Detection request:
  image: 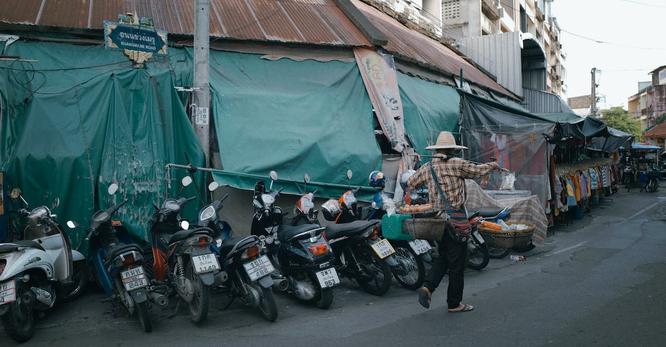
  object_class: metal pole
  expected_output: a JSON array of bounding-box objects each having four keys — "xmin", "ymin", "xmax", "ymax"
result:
[
  {"xmin": 193, "ymin": 0, "xmax": 211, "ymax": 164},
  {"xmin": 590, "ymin": 67, "xmax": 598, "ymax": 117}
]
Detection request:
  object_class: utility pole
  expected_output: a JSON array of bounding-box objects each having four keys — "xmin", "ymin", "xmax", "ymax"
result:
[
  {"xmin": 193, "ymin": 0, "xmax": 211, "ymax": 164},
  {"xmin": 590, "ymin": 67, "xmax": 598, "ymax": 117}
]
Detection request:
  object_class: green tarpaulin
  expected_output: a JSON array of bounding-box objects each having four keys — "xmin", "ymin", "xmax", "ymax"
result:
[
  {"xmin": 0, "ymin": 41, "xmax": 204, "ymax": 251},
  {"xmin": 204, "ymin": 50, "xmax": 382, "ymax": 199},
  {"xmin": 398, "ymin": 73, "xmax": 460, "ymax": 154}
]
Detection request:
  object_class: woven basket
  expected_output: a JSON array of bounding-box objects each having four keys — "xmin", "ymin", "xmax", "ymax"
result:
[
  {"xmin": 402, "ymin": 218, "xmax": 447, "ymax": 241},
  {"xmin": 478, "ymin": 220, "xmax": 535, "ymax": 249}
]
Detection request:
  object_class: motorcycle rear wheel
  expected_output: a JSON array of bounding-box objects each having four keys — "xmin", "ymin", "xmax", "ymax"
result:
[
  {"xmin": 355, "ymin": 247, "xmax": 392, "ymax": 296},
  {"xmin": 256, "ymin": 285, "xmax": 278, "ymax": 322},
  {"xmin": 466, "ymin": 242, "xmax": 490, "ymax": 270},
  {"xmin": 136, "ymin": 301, "xmax": 152, "ymax": 333},
  {"xmin": 1, "ymin": 287, "xmax": 35, "ymax": 343},
  {"xmin": 185, "ymin": 265, "xmax": 209, "ymax": 324},
  {"xmin": 391, "ymin": 245, "xmax": 425, "ymax": 290}
]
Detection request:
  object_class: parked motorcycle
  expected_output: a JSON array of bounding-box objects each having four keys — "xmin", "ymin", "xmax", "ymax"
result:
[
  {"xmin": 644, "ymin": 168, "xmax": 659, "ymax": 193},
  {"xmin": 319, "ymin": 170, "xmax": 395, "ymax": 296},
  {"xmin": 148, "ymin": 176, "xmax": 220, "ymax": 324},
  {"xmin": 72, "ymin": 183, "xmax": 163, "ymax": 332},
  {"xmin": 193, "ymin": 180, "xmax": 279, "ymax": 321},
  {"xmin": 250, "ymin": 172, "xmax": 339, "ymax": 309},
  {"xmin": 0, "ymin": 189, "xmax": 87, "ymax": 342},
  {"xmin": 366, "ymin": 171, "xmax": 429, "ymax": 290}
]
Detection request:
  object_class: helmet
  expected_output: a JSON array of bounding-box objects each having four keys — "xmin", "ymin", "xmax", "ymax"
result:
[
  {"xmin": 400, "ymin": 169, "xmax": 416, "ymax": 190},
  {"xmin": 295, "ymin": 193, "xmax": 315, "ymax": 215},
  {"xmin": 368, "ymin": 170, "xmax": 385, "ymax": 188},
  {"xmin": 321, "ymin": 199, "xmax": 341, "ymax": 221}
]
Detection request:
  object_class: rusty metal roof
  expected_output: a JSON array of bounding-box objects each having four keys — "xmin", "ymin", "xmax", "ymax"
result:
[
  {"xmin": 352, "ymin": 0, "xmax": 514, "ymax": 97},
  {"xmin": 0, "ymin": 0, "xmax": 371, "ymax": 47}
]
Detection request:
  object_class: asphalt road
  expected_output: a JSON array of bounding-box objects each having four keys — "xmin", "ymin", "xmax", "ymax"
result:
[{"xmin": 2, "ymin": 189, "xmax": 665, "ymax": 347}]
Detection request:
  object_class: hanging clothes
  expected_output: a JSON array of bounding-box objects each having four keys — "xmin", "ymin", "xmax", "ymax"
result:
[{"xmin": 566, "ymin": 176, "xmax": 577, "ymax": 207}]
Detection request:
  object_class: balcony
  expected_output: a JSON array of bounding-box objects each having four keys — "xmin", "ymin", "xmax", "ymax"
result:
[
  {"xmin": 482, "ymin": 0, "xmax": 502, "ymax": 20},
  {"xmin": 535, "ymin": 4, "xmax": 545, "ymax": 21}
]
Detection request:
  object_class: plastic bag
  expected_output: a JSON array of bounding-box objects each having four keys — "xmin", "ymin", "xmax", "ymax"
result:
[{"xmin": 499, "ymin": 172, "xmax": 516, "ymax": 190}]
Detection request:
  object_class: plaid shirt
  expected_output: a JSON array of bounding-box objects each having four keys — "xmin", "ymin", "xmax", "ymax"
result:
[{"xmin": 407, "ymin": 157, "xmax": 498, "ymax": 210}]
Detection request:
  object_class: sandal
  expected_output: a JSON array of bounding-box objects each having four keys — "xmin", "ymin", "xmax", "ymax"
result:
[
  {"xmin": 448, "ymin": 304, "xmax": 474, "ymax": 313},
  {"xmin": 417, "ymin": 287, "xmax": 431, "ymax": 309}
]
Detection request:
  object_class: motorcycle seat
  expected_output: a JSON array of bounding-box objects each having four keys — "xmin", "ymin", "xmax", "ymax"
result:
[
  {"xmin": 0, "ymin": 240, "xmax": 45, "ymax": 253},
  {"xmin": 278, "ymin": 224, "xmax": 322, "ymax": 242},
  {"xmin": 325, "ymin": 220, "xmax": 379, "ymax": 240},
  {"xmin": 107, "ymin": 243, "xmax": 142, "ymax": 261},
  {"xmin": 477, "ymin": 208, "xmax": 506, "ymax": 218},
  {"xmin": 218, "ymin": 236, "xmax": 258, "ymax": 258},
  {"xmin": 168, "ymin": 227, "xmax": 211, "ymax": 244}
]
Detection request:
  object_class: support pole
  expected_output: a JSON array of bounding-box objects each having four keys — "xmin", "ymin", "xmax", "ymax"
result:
[
  {"xmin": 590, "ymin": 67, "xmax": 598, "ymax": 117},
  {"xmin": 193, "ymin": 0, "xmax": 211, "ymax": 164}
]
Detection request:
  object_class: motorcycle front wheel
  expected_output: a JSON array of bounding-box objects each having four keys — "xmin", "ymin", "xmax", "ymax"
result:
[
  {"xmin": 466, "ymin": 241, "xmax": 490, "ymax": 270},
  {"xmin": 355, "ymin": 247, "xmax": 392, "ymax": 296},
  {"xmin": 136, "ymin": 301, "xmax": 152, "ymax": 333},
  {"xmin": 59, "ymin": 261, "xmax": 89, "ymax": 303},
  {"xmin": 185, "ymin": 264, "xmax": 209, "ymax": 324},
  {"xmin": 391, "ymin": 245, "xmax": 425, "ymax": 290},
  {"xmin": 1, "ymin": 286, "xmax": 36, "ymax": 343}
]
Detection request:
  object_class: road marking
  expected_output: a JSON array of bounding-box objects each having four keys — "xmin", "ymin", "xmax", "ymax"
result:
[
  {"xmin": 622, "ymin": 201, "xmax": 661, "ymax": 222},
  {"xmin": 547, "ymin": 241, "xmax": 587, "ymax": 256}
]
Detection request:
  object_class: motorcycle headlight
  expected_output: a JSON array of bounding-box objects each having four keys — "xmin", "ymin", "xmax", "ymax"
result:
[
  {"xmin": 199, "ymin": 205, "xmax": 216, "ymax": 223},
  {"xmin": 261, "ymin": 194, "xmax": 275, "ymax": 207}
]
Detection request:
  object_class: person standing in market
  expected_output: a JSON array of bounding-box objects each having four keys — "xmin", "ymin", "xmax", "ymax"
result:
[{"xmin": 406, "ymin": 131, "xmax": 502, "ymax": 313}]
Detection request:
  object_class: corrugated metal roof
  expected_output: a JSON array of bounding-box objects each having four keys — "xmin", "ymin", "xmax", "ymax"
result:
[
  {"xmin": 645, "ymin": 122, "xmax": 666, "ymax": 139},
  {"xmin": 351, "ymin": 0, "xmax": 513, "ymax": 97},
  {"xmin": 0, "ymin": 0, "xmax": 371, "ymax": 47},
  {"xmin": 522, "ymin": 88, "xmax": 573, "ymax": 114}
]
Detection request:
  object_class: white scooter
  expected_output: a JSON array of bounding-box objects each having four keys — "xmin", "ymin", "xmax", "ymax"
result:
[{"xmin": 0, "ymin": 188, "xmax": 87, "ymax": 342}]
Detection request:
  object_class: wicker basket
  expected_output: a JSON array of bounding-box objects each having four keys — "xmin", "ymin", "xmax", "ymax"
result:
[
  {"xmin": 402, "ymin": 218, "xmax": 447, "ymax": 241},
  {"xmin": 478, "ymin": 221, "xmax": 535, "ymax": 249}
]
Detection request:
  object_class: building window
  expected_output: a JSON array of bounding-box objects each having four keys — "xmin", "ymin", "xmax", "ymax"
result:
[{"xmin": 443, "ymin": 0, "xmax": 461, "ymax": 20}]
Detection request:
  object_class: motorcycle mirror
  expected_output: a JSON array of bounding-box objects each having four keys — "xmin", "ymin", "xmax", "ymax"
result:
[
  {"xmin": 304, "ymin": 173, "xmax": 311, "ymax": 184},
  {"xmin": 180, "ymin": 220, "xmax": 190, "ymax": 230},
  {"xmin": 346, "ymin": 169, "xmax": 353, "ymax": 180},
  {"xmin": 9, "ymin": 188, "xmax": 21, "ymax": 199},
  {"xmin": 52, "ymin": 197, "xmax": 60, "ymax": 209},
  {"xmin": 66, "ymin": 221, "xmax": 77, "ymax": 229},
  {"xmin": 181, "ymin": 176, "xmax": 193, "ymax": 187},
  {"xmin": 108, "ymin": 183, "xmax": 119, "ymax": 195},
  {"xmin": 208, "ymin": 181, "xmax": 220, "ymax": 192},
  {"xmin": 269, "ymin": 171, "xmax": 278, "ymax": 181}
]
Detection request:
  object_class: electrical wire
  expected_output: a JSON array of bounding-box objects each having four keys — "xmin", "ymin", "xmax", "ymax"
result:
[
  {"xmin": 616, "ymin": 0, "xmax": 666, "ymax": 8},
  {"xmin": 562, "ymin": 29, "xmax": 666, "ymax": 51}
]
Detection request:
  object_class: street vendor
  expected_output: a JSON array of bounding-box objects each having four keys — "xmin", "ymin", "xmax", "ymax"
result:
[{"xmin": 406, "ymin": 131, "xmax": 502, "ymax": 313}]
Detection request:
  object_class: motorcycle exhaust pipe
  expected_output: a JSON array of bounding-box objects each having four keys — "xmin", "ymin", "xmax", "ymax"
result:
[
  {"xmin": 272, "ymin": 277, "xmax": 289, "ymax": 292},
  {"xmin": 31, "ymin": 287, "xmax": 55, "ymax": 308},
  {"xmin": 149, "ymin": 292, "xmax": 168, "ymax": 307},
  {"xmin": 214, "ymin": 271, "xmax": 229, "ymax": 285}
]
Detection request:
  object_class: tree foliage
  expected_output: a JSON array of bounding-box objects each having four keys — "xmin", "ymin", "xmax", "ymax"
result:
[
  {"xmin": 655, "ymin": 113, "xmax": 666, "ymax": 125},
  {"xmin": 601, "ymin": 107, "xmax": 642, "ymax": 138}
]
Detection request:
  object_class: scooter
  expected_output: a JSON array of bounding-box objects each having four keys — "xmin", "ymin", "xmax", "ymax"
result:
[
  {"xmin": 366, "ymin": 188, "xmax": 430, "ymax": 290},
  {"xmin": 148, "ymin": 176, "xmax": 220, "ymax": 324},
  {"xmin": 72, "ymin": 183, "xmax": 164, "ymax": 332},
  {"xmin": 193, "ymin": 180, "xmax": 279, "ymax": 322},
  {"xmin": 319, "ymin": 170, "xmax": 395, "ymax": 296},
  {"xmin": 0, "ymin": 188, "xmax": 87, "ymax": 342},
  {"xmin": 251, "ymin": 172, "xmax": 339, "ymax": 309}
]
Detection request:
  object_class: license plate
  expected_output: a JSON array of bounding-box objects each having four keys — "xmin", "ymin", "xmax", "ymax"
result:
[
  {"xmin": 0, "ymin": 280, "xmax": 17, "ymax": 305},
  {"xmin": 472, "ymin": 231, "xmax": 485, "ymax": 244},
  {"xmin": 192, "ymin": 254, "xmax": 221, "ymax": 274},
  {"xmin": 243, "ymin": 255, "xmax": 275, "ymax": 281},
  {"xmin": 315, "ymin": 268, "xmax": 340, "ymax": 288},
  {"xmin": 121, "ymin": 266, "xmax": 148, "ymax": 291},
  {"xmin": 408, "ymin": 239, "xmax": 432, "ymax": 255},
  {"xmin": 370, "ymin": 238, "xmax": 396, "ymax": 259}
]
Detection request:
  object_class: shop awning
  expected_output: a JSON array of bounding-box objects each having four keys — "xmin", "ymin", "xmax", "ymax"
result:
[
  {"xmin": 205, "ymin": 50, "xmax": 382, "ymax": 199},
  {"xmin": 398, "ymin": 73, "xmax": 460, "ymax": 154},
  {"xmin": 632, "ymin": 143, "xmax": 661, "ymax": 151}
]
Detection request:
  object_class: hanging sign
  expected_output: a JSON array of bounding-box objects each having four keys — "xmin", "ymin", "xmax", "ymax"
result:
[
  {"xmin": 104, "ymin": 13, "xmax": 167, "ymax": 64},
  {"xmin": 354, "ymin": 48, "xmax": 407, "ymax": 153}
]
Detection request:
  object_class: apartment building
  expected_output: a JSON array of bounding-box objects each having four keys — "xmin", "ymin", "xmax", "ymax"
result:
[
  {"xmin": 362, "ymin": 0, "xmax": 566, "ymax": 98},
  {"xmin": 628, "ymin": 66, "xmax": 666, "ymax": 129}
]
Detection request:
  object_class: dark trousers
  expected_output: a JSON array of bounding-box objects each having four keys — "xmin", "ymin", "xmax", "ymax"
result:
[{"xmin": 423, "ymin": 231, "xmax": 468, "ymax": 309}]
